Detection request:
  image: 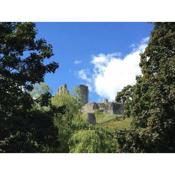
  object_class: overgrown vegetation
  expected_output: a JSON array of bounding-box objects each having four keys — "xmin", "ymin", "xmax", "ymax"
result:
[
  {"xmin": 116, "ymin": 23, "xmax": 175, "ymax": 153},
  {"xmin": 1, "ymin": 22, "xmax": 175, "ymax": 153},
  {"xmin": 0, "ymin": 22, "xmax": 59, "ymax": 152}
]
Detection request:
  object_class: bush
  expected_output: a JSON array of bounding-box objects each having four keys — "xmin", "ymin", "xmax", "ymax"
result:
[{"xmin": 69, "ymin": 128, "xmax": 117, "ymax": 153}]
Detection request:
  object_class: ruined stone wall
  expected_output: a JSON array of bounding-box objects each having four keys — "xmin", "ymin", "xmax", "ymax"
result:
[
  {"xmin": 114, "ymin": 103, "xmax": 124, "ymax": 114},
  {"xmin": 87, "ymin": 113, "xmax": 96, "ymax": 125},
  {"xmin": 82, "ymin": 102, "xmax": 99, "ymax": 113},
  {"xmin": 82, "ymin": 101, "xmax": 124, "ymax": 115}
]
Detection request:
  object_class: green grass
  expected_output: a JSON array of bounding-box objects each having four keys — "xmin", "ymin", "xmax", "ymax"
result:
[
  {"xmin": 100, "ymin": 117, "xmax": 132, "ymax": 130},
  {"xmin": 81, "ymin": 111, "xmax": 132, "ymax": 130},
  {"xmin": 95, "ymin": 111, "xmax": 117, "ymax": 124}
]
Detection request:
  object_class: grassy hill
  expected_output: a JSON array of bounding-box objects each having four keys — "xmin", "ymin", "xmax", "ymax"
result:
[
  {"xmin": 82, "ymin": 111, "xmax": 132, "ymax": 130},
  {"xmin": 100, "ymin": 117, "xmax": 132, "ymax": 130}
]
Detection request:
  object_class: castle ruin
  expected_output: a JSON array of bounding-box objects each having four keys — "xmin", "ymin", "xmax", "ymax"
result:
[
  {"xmin": 82, "ymin": 101, "xmax": 124, "ymax": 115},
  {"xmin": 57, "ymin": 84, "xmax": 124, "ymax": 115},
  {"xmin": 78, "ymin": 86, "xmax": 124, "ymax": 115}
]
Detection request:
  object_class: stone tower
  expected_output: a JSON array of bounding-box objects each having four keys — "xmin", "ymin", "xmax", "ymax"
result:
[{"xmin": 78, "ymin": 84, "xmax": 88, "ymax": 105}]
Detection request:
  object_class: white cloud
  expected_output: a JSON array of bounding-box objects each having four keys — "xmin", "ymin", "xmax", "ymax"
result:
[
  {"xmin": 74, "ymin": 59, "xmax": 82, "ymax": 65},
  {"xmin": 78, "ymin": 69, "xmax": 92, "ymax": 92},
  {"xmin": 78, "ymin": 37, "xmax": 149, "ymax": 101},
  {"xmin": 78, "ymin": 69, "xmax": 88, "ymax": 81}
]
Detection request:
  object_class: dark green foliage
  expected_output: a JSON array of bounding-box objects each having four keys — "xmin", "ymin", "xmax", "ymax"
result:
[
  {"xmin": 36, "ymin": 92, "xmax": 52, "ymax": 107},
  {"xmin": 0, "ymin": 22, "xmax": 59, "ymax": 152},
  {"xmin": 116, "ymin": 85, "xmax": 133, "ymax": 117},
  {"xmin": 0, "ymin": 109, "xmax": 61, "ymax": 153},
  {"xmin": 117, "ymin": 23, "xmax": 175, "ymax": 153}
]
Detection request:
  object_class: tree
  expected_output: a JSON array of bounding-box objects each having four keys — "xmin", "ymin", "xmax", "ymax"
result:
[
  {"xmin": 30, "ymin": 82, "xmax": 50, "ymax": 99},
  {"xmin": 51, "ymin": 90, "xmax": 83, "ymax": 152},
  {"xmin": 116, "ymin": 85, "xmax": 133, "ymax": 117},
  {"xmin": 51, "ymin": 90, "xmax": 81, "ymax": 119},
  {"xmin": 30, "ymin": 82, "xmax": 52, "ymax": 108},
  {"xmin": 69, "ymin": 128, "xmax": 117, "ymax": 153},
  {"xmin": 72, "ymin": 86, "xmax": 84, "ymax": 107},
  {"xmin": 117, "ymin": 23, "xmax": 175, "ymax": 153},
  {"xmin": 0, "ymin": 22, "xmax": 59, "ymax": 152}
]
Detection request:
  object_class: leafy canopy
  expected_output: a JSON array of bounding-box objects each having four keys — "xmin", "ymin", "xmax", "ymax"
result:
[
  {"xmin": 117, "ymin": 23, "xmax": 175, "ymax": 153},
  {"xmin": 0, "ymin": 22, "xmax": 59, "ymax": 152}
]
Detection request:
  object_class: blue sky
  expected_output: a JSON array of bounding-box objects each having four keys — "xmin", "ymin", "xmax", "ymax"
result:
[{"xmin": 36, "ymin": 22, "xmax": 153, "ymax": 102}]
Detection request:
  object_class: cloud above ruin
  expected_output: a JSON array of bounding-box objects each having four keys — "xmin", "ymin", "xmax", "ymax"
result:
[
  {"xmin": 78, "ymin": 37, "xmax": 149, "ymax": 101},
  {"xmin": 78, "ymin": 69, "xmax": 93, "ymax": 91}
]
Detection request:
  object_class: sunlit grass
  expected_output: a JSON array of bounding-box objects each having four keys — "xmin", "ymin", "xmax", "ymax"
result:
[
  {"xmin": 100, "ymin": 117, "xmax": 132, "ymax": 130},
  {"xmin": 81, "ymin": 110, "xmax": 132, "ymax": 130},
  {"xmin": 95, "ymin": 111, "xmax": 117, "ymax": 124}
]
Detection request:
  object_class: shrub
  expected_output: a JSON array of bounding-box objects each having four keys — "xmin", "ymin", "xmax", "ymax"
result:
[{"xmin": 69, "ymin": 128, "xmax": 117, "ymax": 153}]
